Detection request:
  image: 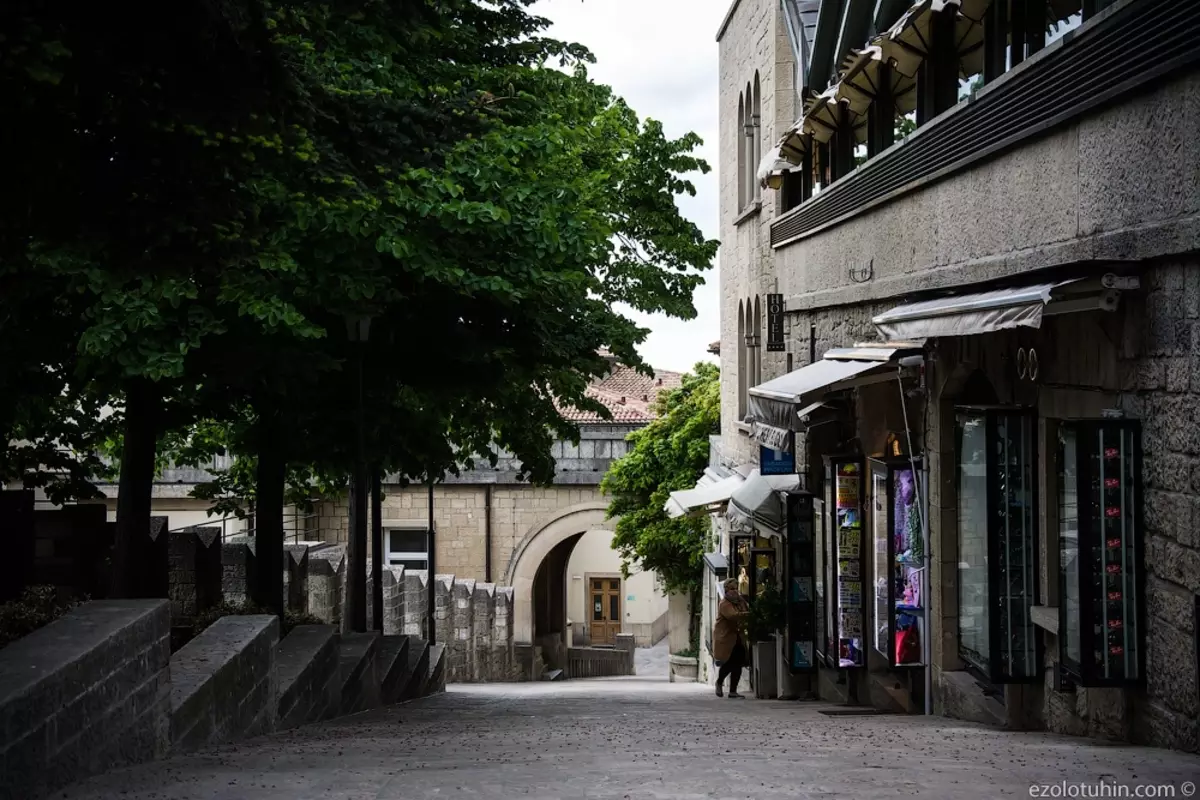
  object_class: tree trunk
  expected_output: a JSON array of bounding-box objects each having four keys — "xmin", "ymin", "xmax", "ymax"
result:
[
  {"xmin": 252, "ymin": 408, "xmax": 286, "ymax": 620},
  {"xmin": 689, "ymin": 585, "xmax": 700, "ymax": 653},
  {"xmin": 112, "ymin": 378, "xmax": 161, "ymax": 598}
]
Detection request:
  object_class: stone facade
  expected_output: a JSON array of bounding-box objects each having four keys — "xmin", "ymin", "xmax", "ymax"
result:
[
  {"xmin": 0, "ymin": 600, "xmax": 172, "ymax": 800},
  {"xmin": 716, "ymin": 0, "xmax": 1200, "ymax": 755}
]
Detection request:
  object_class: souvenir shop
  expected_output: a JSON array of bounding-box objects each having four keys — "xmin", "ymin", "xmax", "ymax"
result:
[{"xmin": 746, "ymin": 343, "xmax": 933, "ymax": 713}]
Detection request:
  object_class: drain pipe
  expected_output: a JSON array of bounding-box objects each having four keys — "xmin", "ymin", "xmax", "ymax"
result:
[
  {"xmin": 484, "ymin": 484, "xmax": 493, "ymax": 583},
  {"xmin": 896, "ymin": 356, "xmax": 933, "ymax": 716},
  {"xmin": 427, "ymin": 476, "xmax": 436, "ymax": 644}
]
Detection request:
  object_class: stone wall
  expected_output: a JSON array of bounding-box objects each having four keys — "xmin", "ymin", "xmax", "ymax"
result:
[
  {"xmin": 275, "ymin": 624, "xmax": 340, "ymax": 731},
  {"xmin": 0, "ymin": 600, "xmax": 171, "ymax": 800},
  {"xmin": 169, "ymin": 615, "xmax": 279, "ymax": 753},
  {"xmin": 316, "ymin": 482, "xmax": 609, "ymax": 582}
]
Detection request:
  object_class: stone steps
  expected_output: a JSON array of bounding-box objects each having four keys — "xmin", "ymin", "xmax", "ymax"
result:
[
  {"xmin": 377, "ymin": 635, "xmax": 411, "ymax": 705},
  {"xmin": 399, "ymin": 638, "xmax": 431, "ymax": 702},
  {"xmin": 336, "ymin": 632, "xmax": 381, "ymax": 715}
]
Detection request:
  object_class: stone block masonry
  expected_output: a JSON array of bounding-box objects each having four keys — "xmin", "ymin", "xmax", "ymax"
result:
[
  {"xmin": 169, "ymin": 527, "xmax": 222, "ymax": 623},
  {"xmin": 169, "ymin": 615, "xmax": 279, "ymax": 754},
  {"xmin": 0, "ymin": 600, "xmax": 171, "ymax": 800},
  {"xmin": 275, "ymin": 625, "xmax": 340, "ymax": 730}
]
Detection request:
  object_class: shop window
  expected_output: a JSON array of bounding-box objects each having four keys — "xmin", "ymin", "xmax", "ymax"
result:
[
  {"xmin": 785, "ymin": 493, "xmax": 818, "ymax": 673},
  {"xmin": 824, "ymin": 456, "xmax": 866, "ymax": 668},
  {"xmin": 955, "ymin": 409, "xmax": 1039, "ymax": 683},
  {"xmin": 1057, "ymin": 421, "xmax": 1144, "ymax": 687},
  {"xmin": 871, "ymin": 458, "xmax": 926, "ymax": 668},
  {"xmin": 814, "ymin": 496, "xmax": 828, "ymax": 663}
]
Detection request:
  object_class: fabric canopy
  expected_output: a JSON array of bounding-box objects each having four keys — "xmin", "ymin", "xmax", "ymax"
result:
[
  {"xmin": 726, "ymin": 470, "xmax": 802, "ymax": 536},
  {"xmin": 664, "ymin": 471, "xmax": 745, "ymax": 519},
  {"xmin": 872, "ymin": 280, "xmax": 1092, "ymax": 340},
  {"xmin": 747, "ymin": 346, "xmax": 916, "ymax": 432}
]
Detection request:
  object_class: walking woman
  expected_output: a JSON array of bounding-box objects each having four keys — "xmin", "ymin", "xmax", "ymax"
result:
[{"xmin": 713, "ymin": 578, "xmax": 750, "ymax": 698}]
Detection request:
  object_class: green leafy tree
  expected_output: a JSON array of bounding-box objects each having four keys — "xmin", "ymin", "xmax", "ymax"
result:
[{"xmin": 601, "ymin": 363, "xmax": 720, "ymax": 646}]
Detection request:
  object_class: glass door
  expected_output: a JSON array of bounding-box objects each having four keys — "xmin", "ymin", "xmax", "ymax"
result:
[{"xmin": 871, "ymin": 458, "xmax": 927, "ymax": 668}]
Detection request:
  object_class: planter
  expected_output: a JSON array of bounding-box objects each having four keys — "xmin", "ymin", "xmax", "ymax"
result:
[
  {"xmin": 668, "ymin": 654, "xmax": 699, "ymax": 683},
  {"xmin": 752, "ymin": 640, "xmax": 778, "ymax": 699}
]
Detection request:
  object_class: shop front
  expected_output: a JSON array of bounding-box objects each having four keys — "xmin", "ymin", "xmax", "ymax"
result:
[
  {"xmin": 870, "ymin": 271, "xmax": 1147, "ymax": 731},
  {"xmin": 747, "ymin": 344, "xmax": 933, "ymax": 712}
]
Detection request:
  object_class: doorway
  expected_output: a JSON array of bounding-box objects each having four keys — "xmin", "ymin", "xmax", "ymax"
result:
[{"xmin": 588, "ymin": 576, "xmax": 622, "ymax": 645}]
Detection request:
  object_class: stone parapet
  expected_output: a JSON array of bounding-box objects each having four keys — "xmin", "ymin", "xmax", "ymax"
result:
[
  {"xmin": 276, "ymin": 624, "xmax": 340, "ymax": 730},
  {"xmin": 0, "ymin": 600, "xmax": 171, "ymax": 800}
]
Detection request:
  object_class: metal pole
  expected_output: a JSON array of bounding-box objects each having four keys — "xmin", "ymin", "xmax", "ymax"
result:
[
  {"xmin": 371, "ymin": 466, "xmax": 383, "ymax": 632},
  {"xmin": 427, "ymin": 476, "xmax": 436, "ymax": 643},
  {"xmin": 348, "ymin": 345, "xmax": 368, "ymax": 633}
]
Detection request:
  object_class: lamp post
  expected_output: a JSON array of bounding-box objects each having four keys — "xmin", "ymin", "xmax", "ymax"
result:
[{"xmin": 345, "ymin": 314, "xmax": 371, "ymax": 633}]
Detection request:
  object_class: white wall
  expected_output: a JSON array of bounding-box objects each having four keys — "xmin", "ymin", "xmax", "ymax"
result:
[{"xmin": 565, "ymin": 528, "xmax": 669, "ymax": 643}]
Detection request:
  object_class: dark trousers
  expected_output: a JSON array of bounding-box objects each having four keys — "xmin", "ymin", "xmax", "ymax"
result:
[{"xmin": 717, "ymin": 640, "xmax": 746, "ymax": 693}]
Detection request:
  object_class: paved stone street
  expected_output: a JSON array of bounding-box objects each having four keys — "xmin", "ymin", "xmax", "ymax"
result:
[{"xmin": 62, "ymin": 678, "xmax": 1200, "ymax": 800}]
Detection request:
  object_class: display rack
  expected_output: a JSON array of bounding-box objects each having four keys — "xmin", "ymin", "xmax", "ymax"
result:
[
  {"xmin": 870, "ymin": 457, "xmax": 926, "ymax": 668},
  {"xmin": 1058, "ymin": 420, "xmax": 1145, "ymax": 687},
  {"xmin": 955, "ymin": 408, "xmax": 1040, "ymax": 683},
  {"xmin": 824, "ymin": 455, "xmax": 865, "ymax": 669},
  {"xmin": 785, "ymin": 492, "xmax": 818, "ymax": 674}
]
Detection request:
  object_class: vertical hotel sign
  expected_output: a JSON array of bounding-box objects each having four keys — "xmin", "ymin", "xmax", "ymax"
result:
[{"xmin": 766, "ymin": 294, "xmax": 785, "ymax": 352}]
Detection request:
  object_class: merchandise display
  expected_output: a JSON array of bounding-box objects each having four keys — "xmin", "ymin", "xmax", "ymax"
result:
[
  {"xmin": 871, "ymin": 458, "xmax": 926, "ymax": 668},
  {"xmin": 826, "ymin": 457, "xmax": 865, "ymax": 668},
  {"xmin": 1059, "ymin": 421, "xmax": 1142, "ymax": 686},
  {"xmin": 785, "ymin": 492, "xmax": 818, "ymax": 674}
]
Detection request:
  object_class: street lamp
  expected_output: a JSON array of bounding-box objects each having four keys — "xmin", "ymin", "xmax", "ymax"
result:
[{"xmin": 345, "ymin": 314, "xmax": 371, "ymax": 633}]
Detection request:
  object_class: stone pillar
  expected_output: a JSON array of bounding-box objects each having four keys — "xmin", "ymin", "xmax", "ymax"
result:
[
  {"xmin": 0, "ymin": 490, "xmax": 35, "ymax": 603},
  {"xmin": 222, "ymin": 541, "xmax": 257, "ymax": 607},
  {"xmin": 615, "ymin": 633, "xmax": 636, "ymax": 676},
  {"xmin": 366, "ymin": 560, "xmax": 402, "ymax": 634},
  {"xmin": 284, "ymin": 544, "xmax": 310, "ymax": 614},
  {"xmin": 169, "ymin": 527, "xmax": 222, "ymax": 623},
  {"xmin": 494, "ymin": 587, "xmax": 515, "ymax": 679},
  {"xmin": 447, "ymin": 576, "xmax": 473, "ymax": 682},
  {"xmin": 473, "ymin": 583, "xmax": 496, "ymax": 682},
  {"xmin": 306, "ymin": 546, "xmax": 345, "ymax": 627},
  {"xmin": 144, "ymin": 517, "xmax": 171, "ymax": 599},
  {"xmin": 402, "ymin": 570, "xmax": 427, "ymax": 637},
  {"xmin": 390, "ymin": 566, "xmax": 407, "ymax": 634}
]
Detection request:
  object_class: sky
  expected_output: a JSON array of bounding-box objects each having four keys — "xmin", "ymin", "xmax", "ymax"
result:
[{"xmin": 532, "ymin": 0, "xmax": 729, "ymax": 375}]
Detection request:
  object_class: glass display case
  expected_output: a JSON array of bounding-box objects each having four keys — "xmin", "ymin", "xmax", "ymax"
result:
[
  {"xmin": 955, "ymin": 409, "xmax": 1039, "ymax": 683},
  {"xmin": 824, "ymin": 455, "xmax": 866, "ymax": 669},
  {"xmin": 785, "ymin": 492, "xmax": 818, "ymax": 673},
  {"xmin": 870, "ymin": 458, "xmax": 926, "ymax": 668},
  {"xmin": 1058, "ymin": 421, "xmax": 1144, "ymax": 687}
]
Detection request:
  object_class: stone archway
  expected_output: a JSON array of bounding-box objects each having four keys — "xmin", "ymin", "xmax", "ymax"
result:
[{"xmin": 503, "ymin": 502, "xmax": 614, "ymax": 645}]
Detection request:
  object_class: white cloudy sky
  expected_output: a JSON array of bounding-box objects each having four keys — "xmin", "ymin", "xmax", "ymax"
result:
[{"xmin": 533, "ymin": 0, "xmax": 729, "ymax": 375}]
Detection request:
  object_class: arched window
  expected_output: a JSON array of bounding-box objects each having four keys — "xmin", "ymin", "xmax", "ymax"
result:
[
  {"xmin": 737, "ymin": 299, "xmax": 747, "ymax": 419},
  {"xmin": 743, "ymin": 82, "xmax": 754, "ymax": 206},
  {"xmin": 751, "ymin": 74, "xmax": 762, "ymax": 201},
  {"xmin": 752, "ymin": 295, "xmax": 762, "ymax": 389},
  {"xmin": 737, "ymin": 94, "xmax": 746, "ymax": 212}
]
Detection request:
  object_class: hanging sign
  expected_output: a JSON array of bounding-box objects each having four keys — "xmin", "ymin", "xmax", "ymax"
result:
[
  {"xmin": 766, "ymin": 293, "xmax": 785, "ymax": 352},
  {"xmin": 760, "ymin": 438, "xmax": 795, "ymax": 475}
]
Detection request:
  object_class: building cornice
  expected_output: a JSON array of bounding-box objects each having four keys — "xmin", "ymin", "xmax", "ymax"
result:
[{"xmin": 715, "ymin": 0, "xmax": 744, "ymax": 42}]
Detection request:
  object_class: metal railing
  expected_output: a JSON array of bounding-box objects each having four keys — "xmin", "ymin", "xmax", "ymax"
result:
[{"xmin": 167, "ymin": 504, "xmax": 324, "ymax": 544}]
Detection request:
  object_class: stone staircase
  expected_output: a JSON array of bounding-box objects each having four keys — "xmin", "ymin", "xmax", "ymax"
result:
[{"xmin": 276, "ymin": 626, "xmax": 446, "ymax": 731}]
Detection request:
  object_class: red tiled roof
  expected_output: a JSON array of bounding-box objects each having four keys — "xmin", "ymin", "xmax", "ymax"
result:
[{"xmin": 557, "ymin": 363, "xmax": 683, "ymax": 424}]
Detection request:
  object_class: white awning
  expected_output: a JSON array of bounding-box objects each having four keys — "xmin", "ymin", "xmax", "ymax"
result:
[
  {"xmin": 726, "ymin": 470, "xmax": 801, "ymax": 536},
  {"xmin": 747, "ymin": 344, "xmax": 922, "ymax": 432},
  {"xmin": 872, "ymin": 278, "xmax": 1123, "ymax": 340},
  {"xmin": 665, "ymin": 472, "xmax": 745, "ymax": 519}
]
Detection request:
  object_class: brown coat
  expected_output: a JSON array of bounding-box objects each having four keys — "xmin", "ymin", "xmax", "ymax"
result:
[{"xmin": 713, "ymin": 596, "xmax": 749, "ymax": 662}]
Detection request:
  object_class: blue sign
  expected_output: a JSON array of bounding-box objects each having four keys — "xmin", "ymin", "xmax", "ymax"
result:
[{"xmin": 760, "ymin": 440, "xmax": 795, "ymax": 475}]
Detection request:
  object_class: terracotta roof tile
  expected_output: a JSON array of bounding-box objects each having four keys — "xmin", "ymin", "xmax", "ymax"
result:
[{"xmin": 557, "ymin": 364, "xmax": 682, "ymax": 424}]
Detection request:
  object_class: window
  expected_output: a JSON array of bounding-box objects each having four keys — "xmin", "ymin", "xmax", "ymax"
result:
[
  {"xmin": 1057, "ymin": 421, "xmax": 1143, "ymax": 687},
  {"xmin": 737, "ymin": 94, "xmax": 747, "ymax": 211},
  {"xmin": 737, "ymin": 299, "xmax": 747, "ymax": 420},
  {"xmin": 954, "ymin": 409, "xmax": 1038, "ymax": 682},
  {"xmin": 387, "ymin": 528, "xmax": 429, "ymax": 571},
  {"xmin": 751, "ymin": 295, "xmax": 762, "ymax": 390},
  {"xmin": 751, "ymin": 73, "xmax": 762, "ymax": 202}
]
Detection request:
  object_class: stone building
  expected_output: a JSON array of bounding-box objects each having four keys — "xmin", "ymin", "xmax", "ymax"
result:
[{"xmin": 692, "ymin": 0, "xmax": 1199, "ymax": 753}]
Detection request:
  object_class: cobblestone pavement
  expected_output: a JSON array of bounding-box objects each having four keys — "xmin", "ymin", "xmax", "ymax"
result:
[{"xmin": 62, "ymin": 678, "xmax": 1200, "ymax": 800}]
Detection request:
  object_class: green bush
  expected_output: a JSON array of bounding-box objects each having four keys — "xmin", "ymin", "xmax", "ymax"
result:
[
  {"xmin": 672, "ymin": 647, "xmax": 698, "ymax": 659},
  {"xmin": 0, "ymin": 585, "xmax": 86, "ymax": 650},
  {"xmin": 747, "ymin": 583, "xmax": 786, "ymax": 643}
]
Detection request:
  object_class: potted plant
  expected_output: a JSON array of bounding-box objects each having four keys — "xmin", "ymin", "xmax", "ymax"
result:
[
  {"xmin": 669, "ymin": 646, "xmax": 699, "ymax": 683},
  {"xmin": 746, "ymin": 583, "xmax": 785, "ymax": 698}
]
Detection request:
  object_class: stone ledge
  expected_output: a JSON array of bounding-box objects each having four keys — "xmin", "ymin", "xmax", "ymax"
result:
[
  {"xmin": 1030, "ymin": 605, "xmax": 1059, "ymax": 635},
  {"xmin": 276, "ymin": 624, "xmax": 339, "ymax": 730},
  {"xmin": 170, "ymin": 615, "xmax": 279, "ymax": 753}
]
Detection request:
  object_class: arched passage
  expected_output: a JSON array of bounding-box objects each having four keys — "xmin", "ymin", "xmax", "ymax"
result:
[{"xmin": 503, "ymin": 502, "xmax": 615, "ymax": 651}]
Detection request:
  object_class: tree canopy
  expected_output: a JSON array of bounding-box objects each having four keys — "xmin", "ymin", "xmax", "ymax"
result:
[
  {"xmin": 0, "ymin": 0, "xmax": 719, "ymax": 615},
  {"xmin": 601, "ymin": 363, "xmax": 720, "ymax": 599}
]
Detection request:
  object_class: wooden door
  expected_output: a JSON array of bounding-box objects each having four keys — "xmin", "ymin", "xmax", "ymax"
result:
[{"xmin": 589, "ymin": 577, "xmax": 622, "ymax": 645}]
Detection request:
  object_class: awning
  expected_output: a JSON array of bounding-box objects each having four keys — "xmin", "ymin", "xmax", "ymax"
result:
[
  {"xmin": 872, "ymin": 278, "xmax": 1123, "ymax": 340},
  {"xmin": 747, "ymin": 344, "xmax": 922, "ymax": 432},
  {"xmin": 664, "ymin": 467, "xmax": 749, "ymax": 519},
  {"xmin": 726, "ymin": 470, "xmax": 802, "ymax": 536}
]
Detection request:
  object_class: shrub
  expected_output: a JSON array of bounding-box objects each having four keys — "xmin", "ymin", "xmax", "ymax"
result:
[{"xmin": 0, "ymin": 585, "xmax": 86, "ymax": 650}]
